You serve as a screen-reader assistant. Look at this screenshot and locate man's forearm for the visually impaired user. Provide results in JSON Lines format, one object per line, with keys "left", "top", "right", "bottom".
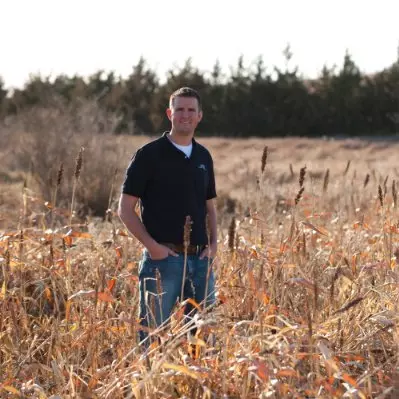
{"left": 208, "top": 209, "right": 217, "bottom": 245}
{"left": 119, "top": 210, "right": 157, "bottom": 252}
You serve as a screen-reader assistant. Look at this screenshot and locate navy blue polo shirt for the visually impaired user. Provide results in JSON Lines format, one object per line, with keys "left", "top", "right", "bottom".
{"left": 121, "top": 132, "right": 217, "bottom": 245}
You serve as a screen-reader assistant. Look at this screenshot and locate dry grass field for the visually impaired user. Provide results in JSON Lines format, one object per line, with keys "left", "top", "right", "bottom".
{"left": 1, "top": 118, "right": 399, "bottom": 398}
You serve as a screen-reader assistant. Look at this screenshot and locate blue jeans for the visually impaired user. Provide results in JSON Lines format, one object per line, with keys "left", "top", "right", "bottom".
{"left": 138, "top": 250, "right": 216, "bottom": 343}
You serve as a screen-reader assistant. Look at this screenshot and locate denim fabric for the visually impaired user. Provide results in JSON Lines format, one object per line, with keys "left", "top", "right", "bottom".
{"left": 138, "top": 250, "right": 215, "bottom": 343}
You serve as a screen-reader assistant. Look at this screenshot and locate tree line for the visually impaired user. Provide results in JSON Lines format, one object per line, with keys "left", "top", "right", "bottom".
{"left": 1, "top": 48, "right": 399, "bottom": 137}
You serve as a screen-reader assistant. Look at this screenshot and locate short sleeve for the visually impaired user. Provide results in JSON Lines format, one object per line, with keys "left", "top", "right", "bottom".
{"left": 207, "top": 154, "right": 217, "bottom": 200}
{"left": 121, "top": 148, "right": 151, "bottom": 198}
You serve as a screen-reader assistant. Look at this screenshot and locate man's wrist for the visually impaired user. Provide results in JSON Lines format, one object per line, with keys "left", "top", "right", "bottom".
{"left": 145, "top": 238, "right": 159, "bottom": 253}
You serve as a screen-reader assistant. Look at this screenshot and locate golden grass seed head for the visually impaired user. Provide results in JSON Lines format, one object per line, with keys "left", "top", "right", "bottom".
{"left": 392, "top": 179, "right": 397, "bottom": 208}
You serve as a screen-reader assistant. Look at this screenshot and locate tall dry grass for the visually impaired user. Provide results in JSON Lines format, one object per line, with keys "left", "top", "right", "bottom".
{"left": 0, "top": 106, "right": 399, "bottom": 397}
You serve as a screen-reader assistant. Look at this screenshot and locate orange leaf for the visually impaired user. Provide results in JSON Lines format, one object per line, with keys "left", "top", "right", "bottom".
{"left": 71, "top": 231, "right": 92, "bottom": 239}
{"left": 97, "top": 291, "right": 115, "bottom": 302}
{"left": 127, "top": 262, "right": 135, "bottom": 271}
{"left": 116, "top": 229, "right": 128, "bottom": 236}
{"left": 88, "top": 377, "right": 98, "bottom": 389}
{"left": 185, "top": 297, "right": 201, "bottom": 310}
{"left": 253, "top": 359, "right": 269, "bottom": 382}
{"left": 250, "top": 246, "right": 259, "bottom": 259}
{"left": 262, "top": 293, "right": 270, "bottom": 305}
{"left": 115, "top": 246, "right": 123, "bottom": 258}
{"left": 66, "top": 230, "right": 92, "bottom": 239}
{"left": 216, "top": 291, "right": 227, "bottom": 304}
{"left": 63, "top": 236, "right": 73, "bottom": 247}
{"left": 44, "top": 287, "right": 52, "bottom": 302}
{"left": 65, "top": 300, "right": 71, "bottom": 321}
{"left": 277, "top": 368, "right": 298, "bottom": 378}
{"left": 107, "top": 278, "right": 116, "bottom": 292}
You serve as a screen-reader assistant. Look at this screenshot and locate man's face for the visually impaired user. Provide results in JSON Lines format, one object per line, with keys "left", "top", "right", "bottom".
{"left": 166, "top": 96, "right": 202, "bottom": 135}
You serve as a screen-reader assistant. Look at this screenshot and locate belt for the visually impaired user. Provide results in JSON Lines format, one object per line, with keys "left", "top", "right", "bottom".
{"left": 161, "top": 243, "right": 205, "bottom": 255}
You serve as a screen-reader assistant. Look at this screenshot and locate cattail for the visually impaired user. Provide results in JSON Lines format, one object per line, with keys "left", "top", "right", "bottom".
{"left": 51, "top": 162, "right": 64, "bottom": 229}
{"left": 228, "top": 216, "right": 236, "bottom": 252}
{"left": 363, "top": 173, "right": 370, "bottom": 188}
{"left": 69, "top": 148, "right": 84, "bottom": 226}
{"left": 378, "top": 185, "right": 384, "bottom": 207}
{"left": 183, "top": 215, "right": 192, "bottom": 248}
{"left": 295, "top": 187, "right": 305, "bottom": 206}
{"left": 323, "top": 168, "right": 330, "bottom": 193}
{"left": 393, "top": 180, "right": 397, "bottom": 208}
{"left": 333, "top": 296, "right": 364, "bottom": 315}
{"left": 261, "top": 146, "right": 268, "bottom": 174}
{"left": 57, "top": 162, "right": 64, "bottom": 187}
{"left": 299, "top": 166, "right": 306, "bottom": 188}
{"left": 343, "top": 160, "right": 351, "bottom": 176}
{"left": 289, "top": 163, "right": 294, "bottom": 177}
{"left": 74, "top": 147, "right": 84, "bottom": 180}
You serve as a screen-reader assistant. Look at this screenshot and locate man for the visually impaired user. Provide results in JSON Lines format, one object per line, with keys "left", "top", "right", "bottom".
{"left": 118, "top": 87, "right": 217, "bottom": 343}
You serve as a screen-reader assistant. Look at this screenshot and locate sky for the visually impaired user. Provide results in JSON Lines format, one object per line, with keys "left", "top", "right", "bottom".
{"left": 1, "top": 0, "right": 399, "bottom": 89}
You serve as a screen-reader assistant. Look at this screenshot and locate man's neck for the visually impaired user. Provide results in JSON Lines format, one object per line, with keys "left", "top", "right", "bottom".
{"left": 168, "top": 130, "right": 193, "bottom": 146}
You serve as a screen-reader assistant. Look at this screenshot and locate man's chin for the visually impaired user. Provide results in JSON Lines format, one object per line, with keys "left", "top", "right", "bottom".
{"left": 175, "top": 128, "right": 194, "bottom": 136}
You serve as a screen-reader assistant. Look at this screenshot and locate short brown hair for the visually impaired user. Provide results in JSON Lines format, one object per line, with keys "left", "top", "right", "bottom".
{"left": 169, "top": 87, "right": 202, "bottom": 110}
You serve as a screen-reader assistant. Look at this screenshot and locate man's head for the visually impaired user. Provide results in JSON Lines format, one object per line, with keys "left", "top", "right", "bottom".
{"left": 167, "top": 87, "right": 203, "bottom": 137}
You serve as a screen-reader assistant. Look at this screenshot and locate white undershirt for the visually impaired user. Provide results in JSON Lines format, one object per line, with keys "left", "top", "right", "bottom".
{"left": 168, "top": 137, "right": 193, "bottom": 158}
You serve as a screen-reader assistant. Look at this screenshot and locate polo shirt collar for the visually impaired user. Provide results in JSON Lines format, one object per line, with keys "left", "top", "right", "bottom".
{"left": 162, "top": 131, "right": 198, "bottom": 157}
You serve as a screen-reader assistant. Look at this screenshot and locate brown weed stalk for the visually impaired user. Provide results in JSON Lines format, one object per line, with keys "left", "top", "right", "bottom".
{"left": 69, "top": 147, "right": 84, "bottom": 226}
{"left": 181, "top": 215, "right": 192, "bottom": 301}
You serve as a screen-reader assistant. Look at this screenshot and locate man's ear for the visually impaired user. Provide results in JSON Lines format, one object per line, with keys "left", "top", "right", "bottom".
{"left": 166, "top": 108, "right": 172, "bottom": 121}
{"left": 198, "top": 111, "right": 203, "bottom": 122}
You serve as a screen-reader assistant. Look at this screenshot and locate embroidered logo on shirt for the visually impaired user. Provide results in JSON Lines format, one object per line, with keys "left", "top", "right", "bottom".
{"left": 198, "top": 164, "right": 207, "bottom": 171}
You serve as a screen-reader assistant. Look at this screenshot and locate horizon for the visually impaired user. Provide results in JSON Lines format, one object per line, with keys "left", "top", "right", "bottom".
{"left": 1, "top": 0, "right": 399, "bottom": 90}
